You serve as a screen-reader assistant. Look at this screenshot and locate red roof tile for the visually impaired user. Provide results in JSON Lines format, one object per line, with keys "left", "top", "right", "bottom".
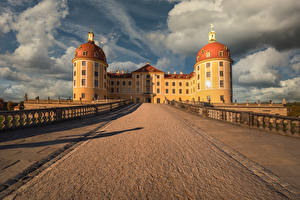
{"left": 133, "top": 64, "right": 164, "bottom": 73}
{"left": 75, "top": 41, "right": 106, "bottom": 62}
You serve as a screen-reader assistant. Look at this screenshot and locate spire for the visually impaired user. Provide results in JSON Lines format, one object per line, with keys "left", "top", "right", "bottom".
{"left": 88, "top": 28, "right": 94, "bottom": 43}
{"left": 208, "top": 24, "right": 216, "bottom": 43}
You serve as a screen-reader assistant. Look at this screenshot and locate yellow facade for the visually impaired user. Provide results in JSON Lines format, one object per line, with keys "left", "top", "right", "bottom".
{"left": 72, "top": 28, "right": 232, "bottom": 104}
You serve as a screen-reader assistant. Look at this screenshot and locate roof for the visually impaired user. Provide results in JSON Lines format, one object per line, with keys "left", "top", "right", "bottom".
{"left": 107, "top": 72, "right": 132, "bottom": 79}
{"left": 196, "top": 42, "right": 230, "bottom": 62}
{"left": 164, "top": 72, "right": 194, "bottom": 79}
{"left": 74, "top": 41, "right": 107, "bottom": 62}
{"left": 133, "top": 64, "right": 164, "bottom": 73}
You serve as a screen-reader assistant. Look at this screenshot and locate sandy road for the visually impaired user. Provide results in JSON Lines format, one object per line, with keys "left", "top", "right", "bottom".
{"left": 8, "top": 104, "right": 289, "bottom": 199}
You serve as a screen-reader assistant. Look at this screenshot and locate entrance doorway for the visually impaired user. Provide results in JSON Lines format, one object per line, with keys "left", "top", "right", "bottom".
{"left": 157, "top": 98, "right": 160, "bottom": 104}
{"left": 146, "top": 98, "right": 151, "bottom": 103}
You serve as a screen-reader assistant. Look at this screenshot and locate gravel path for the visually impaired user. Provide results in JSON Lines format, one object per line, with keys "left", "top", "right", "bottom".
{"left": 9, "top": 104, "right": 288, "bottom": 199}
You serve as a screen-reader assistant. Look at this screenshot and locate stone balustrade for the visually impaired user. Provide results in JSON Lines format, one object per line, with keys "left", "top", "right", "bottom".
{"left": 169, "top": 100, "right": 300, "bottom": 137}
{"left": 0, "top": 100, "right": 132, "bottom": 131}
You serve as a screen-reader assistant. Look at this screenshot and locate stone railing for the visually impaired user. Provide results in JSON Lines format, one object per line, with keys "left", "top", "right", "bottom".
{"left": 0, "top": 100, "right": 132, "bottom": 131}
{"left": 168, "top": 100, "right": 300, "bottom": 137}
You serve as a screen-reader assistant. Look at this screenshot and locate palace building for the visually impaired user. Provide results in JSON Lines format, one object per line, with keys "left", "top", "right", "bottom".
{"left": 72, "top": 25, "right": 233, "bottom": 104}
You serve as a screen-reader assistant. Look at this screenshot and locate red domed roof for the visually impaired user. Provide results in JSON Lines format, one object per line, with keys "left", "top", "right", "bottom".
{"left": 74, "top": 41, "right": 106, "bottom": 62}
{"left": 196, "top": 42, "right": 230, "bottom": 62}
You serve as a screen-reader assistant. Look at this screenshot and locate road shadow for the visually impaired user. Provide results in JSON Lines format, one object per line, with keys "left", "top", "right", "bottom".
{"left": 0, "top": 127, "right": 143, "bottom": 150}
{"left": 0, "top": 103, "right": 142, "bottom": 143}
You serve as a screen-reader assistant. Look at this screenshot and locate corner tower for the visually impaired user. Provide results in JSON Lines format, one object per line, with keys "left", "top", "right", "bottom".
{"left": 72, "top": 32, "right": 108, "bottom": 101}
{"left": 194, "top": 25, "right": 233, "bottom": 103}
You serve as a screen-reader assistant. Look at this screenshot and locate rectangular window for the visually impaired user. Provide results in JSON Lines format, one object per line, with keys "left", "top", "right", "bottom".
{"left": 73, "top": 80, "right": 76, "bottom": 86}
{"left": 104, "top": 74, "right": 106, "bottom": 79}
{"left": 220, "top": 95, "right": 224, "bottom": 102}
{"left": 219, "top": 61, "right": 223, "bottom": 66}
{"left": 172, "top": 82, "right": 175, "bottom": 86}
{"left": 198, "top": 83, "right": 200, "bottom": 90}
{"left": 74, "top": 93, "right": 76, "bottom": 98}
{"left": 206, "top": 52, "right": 210, "bottom": 58}
{"left": 116, "top": 88, "right": 119, "bottom": 93}
{"left": 166, "top": 82, "right": 169, "bottom": 86}
{"left": 156, "top": 75, "right": 160, "bottom": 79}
{"left": 123, "top": 81, "right": 126, "bottom": 86}
{"left": 179, "top": 82, "right": 182, "bottom": 86}
{"left": 172, "top": 89, "right": 175, "bottom": 94}
{"left": 117, "top": 81, "right": 119, "bottom": 86}
{"left": 111, "top": 88, "right": 114, "bottom": 93}
{"left": 94, "top": 62, "right": 99, "bottom": 67}
{"left": 74, "top": 71, "right": 76, "bottom": 76}
{"left": 129, "top": 81, "right": 132, "bottom": 86}
{"left": 206, "top": 62, "right": 210, "bottom": 67}
{"left": 206, "top": 72, "right": 211, "bottom": 78}
{"left": 207, "top": 96, "right": 211, "bottom": 101}
{"left": 83, "top": 51, "right": 87, "bottom": 56}
{"left": 219, "top": 51, "right": 224, "bottom": 56}
{"left": 74, "top": 62, "right": 76, "bottom": 67}
{"left": 104, "top": 83, "right": 106, "bottom": 88}
{"left": 146, "top": 74, "right": 150, "bottom": 78}
{"left": 111, "top": 81, "right": 114, "bottom": 85}
{"left": 82, "top": 61, "right": 86, "bottom": 66}
{"left": 179, "top": 89, "right": 182, "bottom": 94}
{"left": 94, "top": 80, "right": 98, "bottom": 87}
{"left": 166, "top": 89, "right": 169, "bottom": 94}
{"left": 220, "top": 80, "right": 224, "bottom": 87}
{"left": 136, "top": 81, "right": 139, "bottom": 86}
{"left": 157, "top": 82, "right": 160, "bottom": 86}
{"left": 146, "top": 80, "right": 150, "bottom": 86}
{"left": 186, "top": 89, "right": 189, "bottom": 94}
{"left": 220, "top": 71, "right": 224, "bottom": 77}
{"left": 198, "top": 74, "right": 200, "bottom": 80}
{"left": 81, "top": 79, "right": 86, "bottom": 86}
{"left": 82, "top": 70, "right": 86, "bottom": 75}
{"left": 157, "top": 88, "right": 160, "bottom": 93}
{"left": 186, "top": 82, "right": 189, "bottom": 86}
{"left": 94, "top": 71, "right": 98, "bottom": 76}
{"left": 136, "top": 75, "right": 139, "bottom": 78}
{"left": 81, "top": 93, "right": 85, "bottom": 99}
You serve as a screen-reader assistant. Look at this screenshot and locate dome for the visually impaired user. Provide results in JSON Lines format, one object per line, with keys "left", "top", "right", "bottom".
{"left": 74, "top": 41, "right": 106, "bottom": 62}
{"left": 196, "top": 42, "right": 230, "bottom": 63}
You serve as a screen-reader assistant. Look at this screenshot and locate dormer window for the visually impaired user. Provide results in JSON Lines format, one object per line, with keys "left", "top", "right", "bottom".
{"left": 94, "top": 52, "right": 99, "bottom": 57}
{"left": 83, "top": 51, "right": 87, "bottom": 56}
{"left": 197, "top": 56, "right": 200, "bottom": 61}
{"left": 206, "top": 51, "right": 210, "bottom": 58}
{"left": 201, "top": 49, "right": 204, "bottom": 54}
{"left": 219, "top": 51, "right": 224, "bottom": 56}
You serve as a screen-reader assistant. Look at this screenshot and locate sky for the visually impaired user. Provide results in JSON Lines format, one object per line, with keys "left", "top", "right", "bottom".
{"left": 0, "top": 0, "right": 300, "bottom": 102}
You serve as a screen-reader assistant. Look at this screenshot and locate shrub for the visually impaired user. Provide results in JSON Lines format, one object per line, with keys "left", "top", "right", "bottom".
{"left": 0, "top": 98, "right": 4, "bottom": 110}
{"left": 7, "top": 101, "right": 13, "bottom": 111}
{"left": 19, "top": 101, "right": 24, "bottom": 110}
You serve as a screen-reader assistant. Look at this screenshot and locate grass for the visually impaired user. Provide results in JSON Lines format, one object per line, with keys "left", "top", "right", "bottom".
{"left": 287, "top": 102, "right": 300, "bottom": 117}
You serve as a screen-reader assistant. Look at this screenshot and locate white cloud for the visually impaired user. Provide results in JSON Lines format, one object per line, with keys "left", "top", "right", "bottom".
{"left": 233, "top": 47, "right": 291, "bottom": 87}
{"left": 107, "top": 61, "right": 145, "bottom": 73}
{"left": 147, "top": 0, "right": 300, "bottom": 56}
{"left": 234, "top": 77, "right": 300, "bottom": 102}
{"left": 0, "top": 9, "right": 14, "bottom": 34}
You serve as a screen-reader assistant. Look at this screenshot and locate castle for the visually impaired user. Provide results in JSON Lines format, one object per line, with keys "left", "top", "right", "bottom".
{"left": 72, "top": 25, "right": 233, "bottom": 104}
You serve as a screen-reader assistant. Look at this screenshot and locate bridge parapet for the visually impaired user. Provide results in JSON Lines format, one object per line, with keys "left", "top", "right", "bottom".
{"left": 0, "top": 100, "right": 132, "bottom": 131}
{"left": 168, "top": 100, "right": 300, "bottom": 137}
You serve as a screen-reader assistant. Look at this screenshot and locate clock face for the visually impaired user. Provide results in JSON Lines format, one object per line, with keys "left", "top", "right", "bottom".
{"left": 206, "top": 80, "right": 211, "bottom": 88}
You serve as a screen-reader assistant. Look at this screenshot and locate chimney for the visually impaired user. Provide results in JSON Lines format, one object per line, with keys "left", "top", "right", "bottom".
{"left": 167, "top": 71, "right": 170, "bottom": 74}
{"left": 121, "top": 69, "right": 124, "bottom": 74}
{"left": 180, "top": 71, "right": 183, "bottom": 74}
{"left": 173, "top": 71, "right": 176, "bottom": 74}
{"left": 146, "top": 62, "right": 150, "bottom": 65}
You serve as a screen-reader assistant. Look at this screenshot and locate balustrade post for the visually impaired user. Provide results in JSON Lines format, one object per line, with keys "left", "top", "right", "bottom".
{"left": 55, "top": 108, "right": 62, "bottom": 121}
